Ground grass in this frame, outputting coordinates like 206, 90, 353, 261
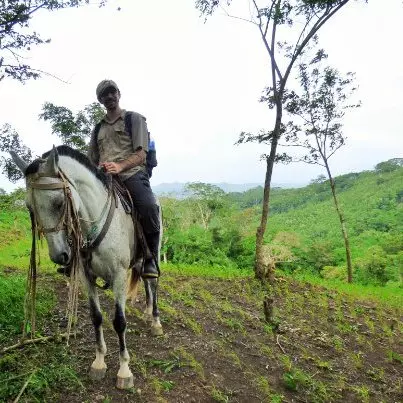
0, 273, 56, 343
0, 344, 82, 402
290, 271, 403, 308
161, 262, 252, 279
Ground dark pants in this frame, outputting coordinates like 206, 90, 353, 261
124, 170, 160, 258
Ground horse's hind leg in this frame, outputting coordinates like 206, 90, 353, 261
143, 279, 153, 322
113, 273, 134, 389
146, 278, 163, 336
87, 285, 107, 380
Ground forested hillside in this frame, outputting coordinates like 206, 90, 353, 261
159, 161, 403, 288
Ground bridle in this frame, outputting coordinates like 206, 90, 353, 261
28, 168, 117, 253
28, 170, 77, 237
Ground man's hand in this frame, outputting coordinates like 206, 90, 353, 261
100, 162, 123, 174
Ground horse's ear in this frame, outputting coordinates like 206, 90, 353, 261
10, 151, 29, 174
43, 146, 59, 175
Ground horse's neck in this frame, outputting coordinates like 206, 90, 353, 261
59, 156, 108, 225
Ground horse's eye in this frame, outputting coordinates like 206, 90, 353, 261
53, 200, 64, 211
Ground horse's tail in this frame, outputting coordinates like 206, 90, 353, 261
127, 264, 141, 303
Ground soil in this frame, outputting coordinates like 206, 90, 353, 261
2, 272, 403, 403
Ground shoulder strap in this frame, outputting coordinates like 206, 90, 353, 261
124, 111, 134, 137
93, 121, 102, 142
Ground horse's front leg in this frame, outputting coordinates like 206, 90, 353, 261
113, 273, 134, 389
87, 284, 107, 380
144, 278, 163, 336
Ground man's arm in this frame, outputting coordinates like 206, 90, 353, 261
87, 128, 100, 165
115, 149, 146, 171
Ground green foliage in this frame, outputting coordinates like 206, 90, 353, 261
0, 345, 82, 401
0, 0, 108, 82
0, 124, 32, 182
0, 273, 56, 342
354, 246, 397, 286
375, 158, 403, 173
39, 102, 105, 151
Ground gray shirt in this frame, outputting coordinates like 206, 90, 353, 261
88, 109, 149, 180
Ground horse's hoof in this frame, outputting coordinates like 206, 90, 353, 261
116, 375, 134, 389
151, 325, 164, 336
89, 366, 107, 380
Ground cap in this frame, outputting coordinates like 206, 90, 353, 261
96, 79, 119, 101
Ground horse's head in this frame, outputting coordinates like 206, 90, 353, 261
11, 147, 81, 266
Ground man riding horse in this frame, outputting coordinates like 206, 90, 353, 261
87, 79, 160, 278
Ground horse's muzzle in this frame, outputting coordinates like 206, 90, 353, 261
53, 250, 71, 266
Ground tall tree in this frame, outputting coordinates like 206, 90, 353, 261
39, 102, 104, 151
282, 61, 360, 283
196, 0, 364, 282
184, 182, 226, 229
0, 0, 108, 82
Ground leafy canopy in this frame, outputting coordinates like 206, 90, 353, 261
0, 0, 107, 82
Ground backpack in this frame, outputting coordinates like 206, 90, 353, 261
93, 111, 158, 178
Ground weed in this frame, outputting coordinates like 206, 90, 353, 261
279, 354, 292, 372
282, 368, 331, 402
198, 289, 214, 304
270, 393, 284, 402
366, 366, 385, 383
223, 317, 244, 332
387, 350, 403, 364
130, 352, 148, 378
225, 351, 242, 368
175, 347, 205, 380
363, 317, 375, 333
253, 375, 272, 399
149, 356, 182, 374
352, 385, 370, 403
351, 351, 364, 369
315, 359, 332, 371
151, 377, 175, 394
259, 344, 274, 358
210, 385, 229, 402
219, 299, 234, 313
158, 300, 178, 318
183, 316, 203, 334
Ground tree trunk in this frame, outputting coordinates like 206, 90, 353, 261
325, 163, 353, 283
255, 110, 281, 283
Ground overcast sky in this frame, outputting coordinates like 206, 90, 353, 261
1, 0, 402, 193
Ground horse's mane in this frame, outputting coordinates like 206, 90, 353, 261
25, 145, 109, 187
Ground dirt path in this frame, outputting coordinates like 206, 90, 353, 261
2, 272, 402, 402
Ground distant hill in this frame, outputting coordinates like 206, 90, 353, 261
152, 181, 305, 197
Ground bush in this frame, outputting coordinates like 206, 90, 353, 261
354, 246, 397, 286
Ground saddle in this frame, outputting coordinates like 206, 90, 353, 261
111, 176, 133, 215
110, 176, 150, 275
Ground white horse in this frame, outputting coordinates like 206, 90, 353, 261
11, 145, 163, 389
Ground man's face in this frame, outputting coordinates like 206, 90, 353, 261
100, 86, 120, 110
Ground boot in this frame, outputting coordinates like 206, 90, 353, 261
143, 231, 160, 278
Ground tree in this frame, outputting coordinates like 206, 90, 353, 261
375, 158, 403, 173
0, 0, 108, 82
39, 102, 104, 151
0, 123, 32, 182
282, 62, 360, 282
1, 102, 104, 182
196, 0, 363, 283
184, 182, 226, 229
